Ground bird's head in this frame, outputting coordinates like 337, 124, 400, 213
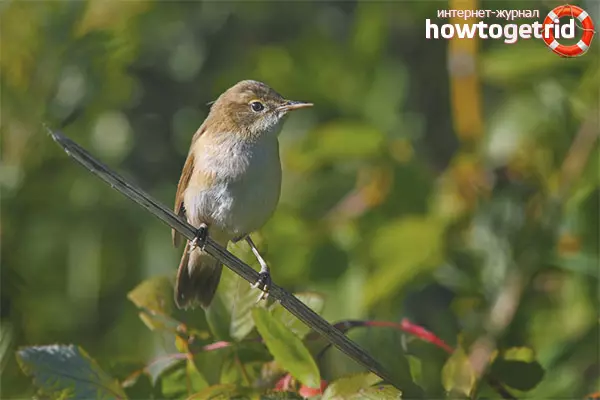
204, 80, 312, 140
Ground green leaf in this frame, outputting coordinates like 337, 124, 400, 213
252, 307, 321, 389
220, 356, 243, 385
441, 347, 475, 397
205, 268, 259, 341
186, 359, 209, 392
157, 358, 210, 398
491, 348, 545, 391
127, 276, 174, 315
189, 348, 229, 387
261, 392, 304, 399
491, 360, 544, 392
359, 385, 402, 399
157, 361, 188, 399
346, 328, 422, 398
186, 383, 256, 399
321, 372, 382, 400
127, 276, 175, 331
269, 292, 325, 339
365, 216, 445, 307
16, 344, 127, 399
205, 289, 234, 341
503, 347, 536, 363
107, 360, 153, 399
122, 372, 153, 400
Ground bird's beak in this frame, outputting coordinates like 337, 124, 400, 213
277, 100, 313, 112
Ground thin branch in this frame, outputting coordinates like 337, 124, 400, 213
45, 126, 403, 391
306, 318, 516, 400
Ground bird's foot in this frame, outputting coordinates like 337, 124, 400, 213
251, 270, 271, 302
188, 223, 208, 253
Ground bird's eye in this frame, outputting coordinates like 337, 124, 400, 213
250, 101, 265, 112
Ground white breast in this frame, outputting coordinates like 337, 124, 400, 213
184, 132, 282, 239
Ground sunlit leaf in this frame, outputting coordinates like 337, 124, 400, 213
360, 385, 402, 399
16, 344, 127, 399
441, 347, 475, 397
252, 307, 321, 389
270, 292, 325, 339
127, 276, 176, 331
127, 276, 174, 315
321, 372, 382, 399
503, 347, 536, 363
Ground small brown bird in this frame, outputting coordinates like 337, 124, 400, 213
173, 80, 312, 309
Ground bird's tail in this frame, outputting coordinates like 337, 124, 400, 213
175, 242, 223, 309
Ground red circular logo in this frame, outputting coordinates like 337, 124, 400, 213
542, 4, 595, 57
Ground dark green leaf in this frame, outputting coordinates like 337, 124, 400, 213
122, 372, 153, 400
157, 361, 188, 399
16, 344, 127, 399
491, 351, 545, 392
252, 307, 321, 389
347, 327, 422, 398
107, 360, 153, 399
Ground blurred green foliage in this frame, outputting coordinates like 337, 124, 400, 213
1, 0, 598, 399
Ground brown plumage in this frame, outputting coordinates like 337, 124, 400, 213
172, 80, 312, 309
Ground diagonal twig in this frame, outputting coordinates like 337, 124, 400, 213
45, 126, 403, 391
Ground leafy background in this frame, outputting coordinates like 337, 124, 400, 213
1, 0, 598, 399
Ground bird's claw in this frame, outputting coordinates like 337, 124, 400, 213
252, 271, 271, 302
189, 224, 208, 253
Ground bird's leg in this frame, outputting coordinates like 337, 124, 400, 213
245, 236, 271, 301
188, 223, 208, 253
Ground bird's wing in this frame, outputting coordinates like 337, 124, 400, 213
172, 126, 206, 247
